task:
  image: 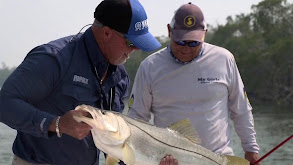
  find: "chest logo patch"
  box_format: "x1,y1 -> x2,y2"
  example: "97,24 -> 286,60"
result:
198,77 -> 220,84
73,75 -> 89,85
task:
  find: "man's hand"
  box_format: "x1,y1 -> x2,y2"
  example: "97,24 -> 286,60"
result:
159,155 -> 178,165
49,110 -> 92,140
245,152 -> 260,165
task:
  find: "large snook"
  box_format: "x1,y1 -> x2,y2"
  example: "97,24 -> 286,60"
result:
73,104 -> 249,165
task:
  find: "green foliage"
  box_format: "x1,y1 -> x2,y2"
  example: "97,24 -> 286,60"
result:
207,0 -> 293,105
0,63 -> 15,88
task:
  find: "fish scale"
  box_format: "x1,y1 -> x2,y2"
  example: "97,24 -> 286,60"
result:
122,115 -> 225,165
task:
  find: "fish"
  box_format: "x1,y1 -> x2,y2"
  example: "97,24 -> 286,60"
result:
73,104 -> 249,165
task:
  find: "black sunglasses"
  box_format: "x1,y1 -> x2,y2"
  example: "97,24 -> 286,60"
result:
175,40 -> 201,47
93,22 -> 135,48
114,30 -> 135,48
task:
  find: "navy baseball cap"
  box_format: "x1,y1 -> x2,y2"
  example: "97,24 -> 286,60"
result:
94,0 -> 161,52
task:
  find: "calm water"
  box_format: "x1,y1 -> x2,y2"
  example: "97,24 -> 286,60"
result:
0,111 -> 292,165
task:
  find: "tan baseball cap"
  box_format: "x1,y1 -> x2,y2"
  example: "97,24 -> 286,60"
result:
170,2 -> 207,42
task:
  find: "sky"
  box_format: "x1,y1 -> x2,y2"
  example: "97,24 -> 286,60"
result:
0,0 -> 266,68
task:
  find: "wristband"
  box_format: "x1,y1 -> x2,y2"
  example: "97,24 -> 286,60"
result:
56,116 -> 62,138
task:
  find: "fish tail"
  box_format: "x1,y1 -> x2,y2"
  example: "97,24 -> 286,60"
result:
225,155 -> 250,165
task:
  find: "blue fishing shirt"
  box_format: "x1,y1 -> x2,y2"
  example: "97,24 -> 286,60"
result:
0,27 -> 129,165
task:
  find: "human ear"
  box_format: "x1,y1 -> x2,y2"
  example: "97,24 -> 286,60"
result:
167,24 -> 171,38
102,26 -> 113,41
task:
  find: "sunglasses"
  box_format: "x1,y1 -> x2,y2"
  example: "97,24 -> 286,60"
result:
93,22 -> 135,48
175,40 -> 201,47
114,30 -> 135,48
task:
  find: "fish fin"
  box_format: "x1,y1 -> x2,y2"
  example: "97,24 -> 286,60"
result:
105,155 -> 120,165
122,143 -> 135,165
225,155 -> 250,165
168,118 -> 201,144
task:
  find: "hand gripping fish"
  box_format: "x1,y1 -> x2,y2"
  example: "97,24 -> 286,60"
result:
73,104 -> 249,165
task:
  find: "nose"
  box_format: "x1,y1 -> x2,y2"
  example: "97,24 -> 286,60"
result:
181,45 -> 191,53
127,46 -> 138,55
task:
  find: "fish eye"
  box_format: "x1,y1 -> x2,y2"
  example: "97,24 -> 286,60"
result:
85,112 -> 93,119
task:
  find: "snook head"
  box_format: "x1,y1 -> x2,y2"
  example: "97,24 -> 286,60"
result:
73,104 -> 131,147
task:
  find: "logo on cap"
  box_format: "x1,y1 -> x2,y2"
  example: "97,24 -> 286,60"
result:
135,19 -> 148,31
184,15 -> 196,27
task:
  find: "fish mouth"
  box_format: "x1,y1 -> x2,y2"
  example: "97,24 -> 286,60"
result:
74,105 -> 117,132
74,104 -> 131,147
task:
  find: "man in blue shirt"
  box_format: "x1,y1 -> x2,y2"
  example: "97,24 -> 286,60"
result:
0,0 -> 161,164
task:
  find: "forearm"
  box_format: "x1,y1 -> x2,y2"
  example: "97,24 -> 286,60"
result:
232,111 -> 260,153
0,94 -> 55,138
0,53 -> 60,138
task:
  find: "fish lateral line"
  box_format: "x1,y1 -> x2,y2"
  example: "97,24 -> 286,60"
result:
124,118 -> 221,164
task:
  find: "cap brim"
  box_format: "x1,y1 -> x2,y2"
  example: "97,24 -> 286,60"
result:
125,32 -> 161,52
172,29 -> 206,42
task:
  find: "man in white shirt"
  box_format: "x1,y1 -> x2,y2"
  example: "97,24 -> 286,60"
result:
128,2 -> 260,165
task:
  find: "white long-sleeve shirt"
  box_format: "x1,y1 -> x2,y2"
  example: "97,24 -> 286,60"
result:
128,43 -> 259,155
